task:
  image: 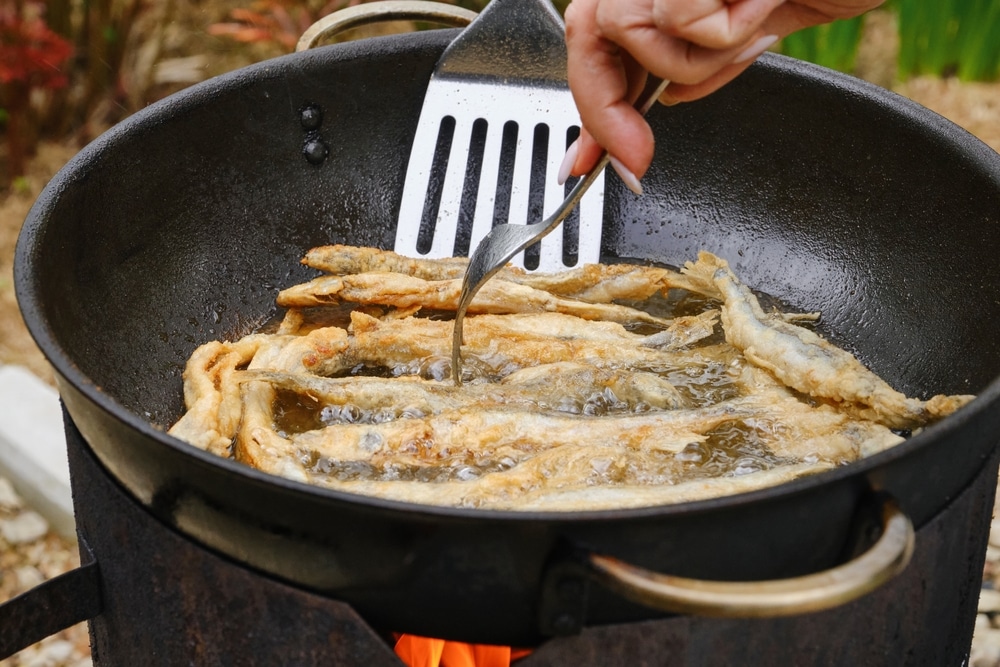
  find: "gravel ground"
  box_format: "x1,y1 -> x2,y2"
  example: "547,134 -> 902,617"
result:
0,478 -> 89,667
972,515 -> 1000,666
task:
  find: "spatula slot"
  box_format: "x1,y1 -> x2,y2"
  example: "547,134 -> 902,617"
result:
521,123 -> 551,270
421,116 -> 585,266
415,115 -> 457,255
483,120 -> 521,248
397,79 -> 604,272
559,125 -> 582,268
451,118 -> 490,258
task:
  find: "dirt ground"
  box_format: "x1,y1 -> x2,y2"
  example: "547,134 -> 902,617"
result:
0,143 -> 77,385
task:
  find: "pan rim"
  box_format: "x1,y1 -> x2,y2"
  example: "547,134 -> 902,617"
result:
14,40 -> 1000,524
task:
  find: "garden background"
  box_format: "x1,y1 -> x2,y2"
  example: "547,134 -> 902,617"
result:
0,1 -> 998,665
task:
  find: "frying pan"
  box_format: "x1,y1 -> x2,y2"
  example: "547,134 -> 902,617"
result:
12,20 -> 1000,646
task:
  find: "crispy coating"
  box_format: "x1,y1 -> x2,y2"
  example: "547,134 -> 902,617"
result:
302,244 -> 712,300
169,247 -> 974,511
276,272 -> 675,327
239,362 -> 686,414
168,334 -> 268,457
683,252 -> 975,429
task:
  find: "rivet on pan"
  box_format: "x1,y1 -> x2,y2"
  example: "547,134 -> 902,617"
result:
303,139 -> 329,165
300,105 -> 323,130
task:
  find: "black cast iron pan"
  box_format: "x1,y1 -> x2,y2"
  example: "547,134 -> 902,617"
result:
11,24 -> 1000,646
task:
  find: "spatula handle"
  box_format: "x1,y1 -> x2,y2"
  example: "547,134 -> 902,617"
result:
435,0 -> 569,85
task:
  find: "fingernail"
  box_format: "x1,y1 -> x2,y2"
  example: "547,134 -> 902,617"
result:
659,94 -> 679,107
733,34 -> 779,64
609,156 -> 643,195
558,139 -> 579,185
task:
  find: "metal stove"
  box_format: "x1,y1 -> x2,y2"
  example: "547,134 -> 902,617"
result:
2,410 -> 995,665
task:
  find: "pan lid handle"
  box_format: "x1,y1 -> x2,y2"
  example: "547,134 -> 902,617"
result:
296,1 -> 477,52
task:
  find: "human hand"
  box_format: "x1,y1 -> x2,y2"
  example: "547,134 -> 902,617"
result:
559,0 -> 885,192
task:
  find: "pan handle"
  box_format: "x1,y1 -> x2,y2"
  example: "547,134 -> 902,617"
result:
296,1 -> 477,52
590,494 -> 914,618
0,537 -> 102,659
538,493 -> 914,635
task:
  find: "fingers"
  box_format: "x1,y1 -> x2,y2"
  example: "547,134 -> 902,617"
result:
654,1 -> 841,104
657,60 -> 757,105
566,0 -> 791,180
564,0 -> 887,184
598,0 -> 786,82
565,0 -> 656,178
652,0 -> 786,50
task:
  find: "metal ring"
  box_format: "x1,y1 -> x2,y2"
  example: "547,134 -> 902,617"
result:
296,1 -> 477,52
587,495 -> 915,618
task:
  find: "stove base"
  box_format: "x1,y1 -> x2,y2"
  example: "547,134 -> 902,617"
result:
67,411 -> 997,666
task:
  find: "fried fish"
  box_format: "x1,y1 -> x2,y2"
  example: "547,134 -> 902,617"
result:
168,247 -> 973,511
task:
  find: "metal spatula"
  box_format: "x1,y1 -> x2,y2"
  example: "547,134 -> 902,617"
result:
394,0 -> 603,272
451,77 -> 670,384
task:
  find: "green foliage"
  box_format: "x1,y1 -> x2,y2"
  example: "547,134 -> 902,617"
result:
895,0 -> 1000,81
780,1 -> 999,82
11,176 -> 31,195
779,17 -> 864,73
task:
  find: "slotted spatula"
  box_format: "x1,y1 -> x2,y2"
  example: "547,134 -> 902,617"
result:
394,0 -> 603,272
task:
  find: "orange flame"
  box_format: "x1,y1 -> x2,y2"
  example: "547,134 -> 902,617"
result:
394,634 -> 532,667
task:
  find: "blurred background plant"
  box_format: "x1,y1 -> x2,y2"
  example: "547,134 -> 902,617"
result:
0,0 -> 72,184
780,0 -> 1000,82
207,0 -> 349,58
0,0 -> 997,189
1,0 -> 166,184
894,0 -> 1000,81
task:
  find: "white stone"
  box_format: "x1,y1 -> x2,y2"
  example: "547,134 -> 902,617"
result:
0,510 -> 50,544
972,627 -> 1000,667
23,639 -> 76,667
990,519 -> 1000,549
0,476 -> 23,508
977,626 -> 1000,649
971,644 -> 1000,667
0,365 -> 75,538
15,565 -> 45,590
969,623 -> 1000,667
981,589 -> 1000,614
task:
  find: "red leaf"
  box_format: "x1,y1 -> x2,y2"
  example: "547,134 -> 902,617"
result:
0,14 -> 73,88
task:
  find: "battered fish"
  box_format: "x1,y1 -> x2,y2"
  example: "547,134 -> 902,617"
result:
167,247 -> 973,511
682,252 -> 975,429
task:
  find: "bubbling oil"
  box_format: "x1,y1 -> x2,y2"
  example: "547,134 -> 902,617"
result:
269,286 -> 807,487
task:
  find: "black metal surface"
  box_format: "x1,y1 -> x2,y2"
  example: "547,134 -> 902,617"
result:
523,441 -> 1000,665
0,538 -> 101,659
518,440 -> 1000,667
61,411 -> 402,666
50,411 -> 1000,664
13,28 -> 1000,643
